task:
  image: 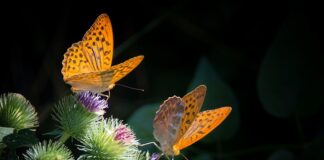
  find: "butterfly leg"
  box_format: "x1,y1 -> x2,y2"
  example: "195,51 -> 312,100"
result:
98,91 -> 110,100
180,153 -> 189,160
106,90 -> 111,100
139,141 -> 161,151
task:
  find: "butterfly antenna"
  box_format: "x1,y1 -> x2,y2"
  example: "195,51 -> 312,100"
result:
180,153 -> 189,160
115,84 -> 144,92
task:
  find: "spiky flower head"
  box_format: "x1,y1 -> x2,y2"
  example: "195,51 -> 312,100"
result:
52,95 -> 98,140
77,91 -> 108,116
23,140 -> 73,160
0,93 -> 38,130
78,117 -> 145,160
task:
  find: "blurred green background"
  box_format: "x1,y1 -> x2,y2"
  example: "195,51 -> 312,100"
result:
1,0 -> 323,159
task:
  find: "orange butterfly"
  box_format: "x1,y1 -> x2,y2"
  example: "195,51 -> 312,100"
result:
153,85 -> 231,158
61,13 -> 144,94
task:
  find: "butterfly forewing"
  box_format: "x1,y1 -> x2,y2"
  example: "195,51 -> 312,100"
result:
109,55 -> 144,87
174,106 -> 232,150
82,13 -> 114,71
175,85 -> 207,143
153,96 -> 185,155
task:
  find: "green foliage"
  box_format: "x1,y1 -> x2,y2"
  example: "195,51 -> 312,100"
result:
0,127 -> 14,142
268,149 -> 294,160
127,104 -> 159,143
2,129 -> 38,149
257,3 -> 323,118
188,57 -> 239,141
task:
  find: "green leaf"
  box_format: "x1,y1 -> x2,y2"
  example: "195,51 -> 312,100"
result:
3,129 -> 38,149
268,149 -> 294,160
127,104 -> 159,144
188,57 -> 239,141
0,127 -> 14,142
43,129 -> 62,137
191,153 -> 213,160
257,3 -> 323,118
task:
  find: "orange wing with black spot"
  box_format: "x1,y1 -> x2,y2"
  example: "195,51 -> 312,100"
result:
174,107 -> 232,150
81,13 -> 114,71
62,41 -> 94,80
108,55 -> 144,89
175,85 -> 206,143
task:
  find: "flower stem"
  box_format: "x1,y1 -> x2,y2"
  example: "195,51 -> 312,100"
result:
59,132 -> 70,143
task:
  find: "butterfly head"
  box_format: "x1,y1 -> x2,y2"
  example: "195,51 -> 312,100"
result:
108,84 -> 115,90
158,143 -> 180,157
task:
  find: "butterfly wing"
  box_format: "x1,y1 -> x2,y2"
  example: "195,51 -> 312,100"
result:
62,41 -> 94,80
175,85 -> 207,143
82,13 -> 114,71
65,70 -> 115,93
153,96 -> 185,156
174,106 -> 232,150
108,55 -> 144,89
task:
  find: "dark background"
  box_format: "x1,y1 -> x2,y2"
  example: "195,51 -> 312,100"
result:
1,0 -> 323,159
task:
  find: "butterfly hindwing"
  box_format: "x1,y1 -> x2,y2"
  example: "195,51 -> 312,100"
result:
174,107 -> 232,150
66,70 -> 115,93
153,96 -> 185,155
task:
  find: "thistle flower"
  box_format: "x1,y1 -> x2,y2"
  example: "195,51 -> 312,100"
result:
23,140 -> 73,160
150,153 -> 161,160
0,93 -> 38,130
77,91 -> 108,116
52,95 -> 98,141
115,124 -> 138,145
78,117 -> 145,160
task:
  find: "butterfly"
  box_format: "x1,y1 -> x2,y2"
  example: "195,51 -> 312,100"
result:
61,13 -> 144,94
153,85 -> 232,158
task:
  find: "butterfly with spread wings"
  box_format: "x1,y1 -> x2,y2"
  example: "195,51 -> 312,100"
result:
61,13 -> 143,94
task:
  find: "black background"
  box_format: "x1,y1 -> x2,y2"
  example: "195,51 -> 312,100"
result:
1,0 -> 323,159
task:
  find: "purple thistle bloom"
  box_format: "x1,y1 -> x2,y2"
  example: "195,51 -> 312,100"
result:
150,153 -> 161,160
77,91 -> 108,115
114,124 -> 137,145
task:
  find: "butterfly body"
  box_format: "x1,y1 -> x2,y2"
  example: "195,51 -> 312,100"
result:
153,85 -> 232,157
65,70 -> 115,93
62,14 -> 144,93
